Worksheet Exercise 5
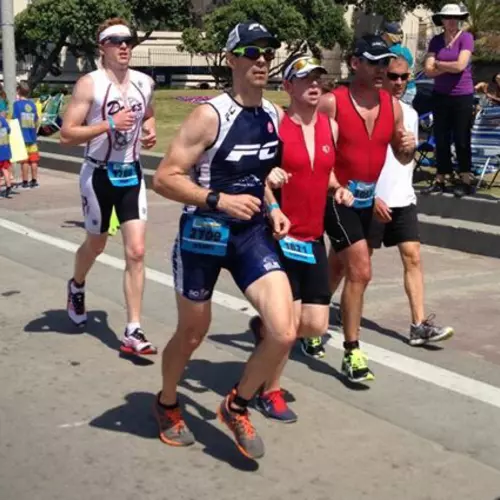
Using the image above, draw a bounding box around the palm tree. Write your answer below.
[462,0,500,37]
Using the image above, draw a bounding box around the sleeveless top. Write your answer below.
[185,92,280,225]
[84,69,154,163]
[332,86,394,186]
[278,112,335,241]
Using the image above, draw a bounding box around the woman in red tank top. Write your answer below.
[250,56,353,423]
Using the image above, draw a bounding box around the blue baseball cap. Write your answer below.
[225,21,280,52]
[383,21,403,35]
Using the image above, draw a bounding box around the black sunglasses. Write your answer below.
[387,72,410,81]
[232,46,275,61]
[441,15,461,20]
[360,57,391,67]
[104,35,134,46]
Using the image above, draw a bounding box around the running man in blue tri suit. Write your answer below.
[152,21,296,460]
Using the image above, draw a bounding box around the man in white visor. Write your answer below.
[60,18,158,356]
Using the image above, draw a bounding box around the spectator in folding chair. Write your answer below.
[13,82,40,188]
[37,93,63,137]
[475,73,500,107]
[471,105,500,189]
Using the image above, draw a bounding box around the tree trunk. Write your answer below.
[27,38,66,91]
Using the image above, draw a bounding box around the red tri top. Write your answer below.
[332,85,394,186]
[279,112,335,241]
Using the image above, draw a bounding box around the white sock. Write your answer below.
[70,280,84,294]
[126,322,141,336]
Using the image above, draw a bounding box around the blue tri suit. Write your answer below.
[172,93,284,302]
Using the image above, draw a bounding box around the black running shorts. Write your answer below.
[324,196,373,253]
[278,237,331,305]
[368,204,420,249]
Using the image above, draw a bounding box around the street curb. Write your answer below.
[38,142,500,260]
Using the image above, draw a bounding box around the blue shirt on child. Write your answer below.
[13,99,38,145]
[0,116,12,161]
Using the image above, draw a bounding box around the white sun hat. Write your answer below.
[432,3,469,26]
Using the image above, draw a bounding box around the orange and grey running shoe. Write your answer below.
[153,393,195,447]
[217,391,265,460]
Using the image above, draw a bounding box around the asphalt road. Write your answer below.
[1,168,500,500]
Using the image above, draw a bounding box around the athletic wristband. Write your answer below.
[267,203,280,212]
[107,116,116,130]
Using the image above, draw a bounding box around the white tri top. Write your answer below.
[84,69,154,163]
[375,100,419,208]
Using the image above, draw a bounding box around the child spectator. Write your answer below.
[0,115,13,198]
[0,84,8,118]
[13,82,40,188]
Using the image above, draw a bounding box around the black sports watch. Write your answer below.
[206,190,220,210]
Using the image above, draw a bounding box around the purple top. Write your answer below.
[428,31,474,96]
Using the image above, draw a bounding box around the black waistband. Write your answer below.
[85,157,140,169]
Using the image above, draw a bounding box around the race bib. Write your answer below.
[279,236,316,264]
[348,180,375,209]
[107,162,139,188]
[181,216,229,257]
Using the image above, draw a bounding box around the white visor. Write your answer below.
[283,57,327,81]
[99,25,132,43]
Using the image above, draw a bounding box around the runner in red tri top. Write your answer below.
[318,35,416,383]
[248,55,353,422]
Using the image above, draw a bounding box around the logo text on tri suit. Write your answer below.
[225,141,279,162]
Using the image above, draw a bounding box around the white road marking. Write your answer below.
[2,217,500,410]
[58,420,90,429]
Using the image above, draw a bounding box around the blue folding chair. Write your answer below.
[471,105,500,189]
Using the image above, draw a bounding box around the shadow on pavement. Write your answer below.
[24,309,154,366]
[89,391,259,472]
[329,302,443,351]
[208,330,370,392]
[61,220,85,229]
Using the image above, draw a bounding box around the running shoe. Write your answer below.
[67,279,87,327]
[255,389,297,423]
[4,186,12,198]
[30,179,39,188]
[153,393,195,447]
[341,348,375,383]
[120,328,158,355]
[217,390,265,460]
[409,315,454,346]
[300,337,325,358]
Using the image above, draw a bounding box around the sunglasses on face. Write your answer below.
[104,35,134,46]
[232,46,275,61]
[387,72,410,81]
[441,15,461,20]
[360,57,391,67]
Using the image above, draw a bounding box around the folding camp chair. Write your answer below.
[470,105,500,189]
[413,112,436,185]
[37,93,64,136]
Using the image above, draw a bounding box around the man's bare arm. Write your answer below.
[319,93,337,119]
[391,99,416,165]
[60,75,109,146]
[152,104,218,207]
